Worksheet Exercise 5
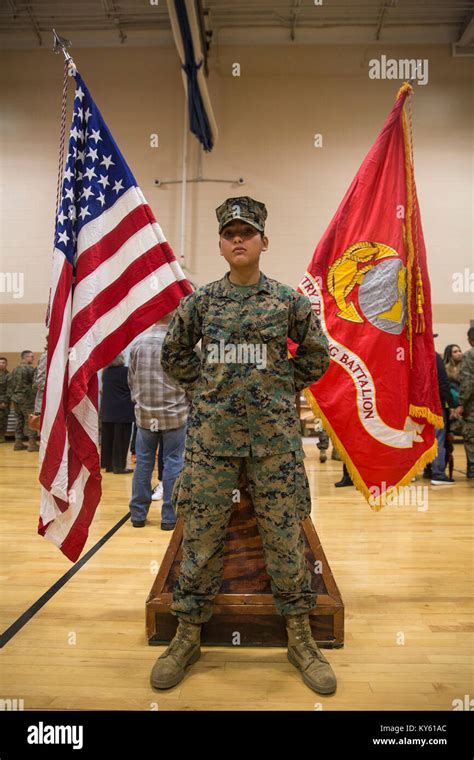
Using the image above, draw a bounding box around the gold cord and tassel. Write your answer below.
[415,264,425,333]
[399,83,426,364]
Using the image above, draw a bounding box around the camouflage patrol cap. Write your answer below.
[216,196,267,234]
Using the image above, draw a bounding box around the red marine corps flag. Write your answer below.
[292,83,443,508]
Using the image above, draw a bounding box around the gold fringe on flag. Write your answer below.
[409,403,444,429]
[302,387,439,509]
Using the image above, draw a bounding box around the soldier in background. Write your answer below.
[33,339,48,416]
[315,423,341,463]
[28,338,49,432]
[453,326,474,478]
[9,350,38,451]
[0,357,11,443]
[151,196,336,696]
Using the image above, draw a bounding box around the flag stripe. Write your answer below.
[71,254,185,349]
[76,186,149,257]
[68,269,188,390]
[39,72,193,561]
[74,202,164,287]
[42,254,72,376]
[67,279,189,412]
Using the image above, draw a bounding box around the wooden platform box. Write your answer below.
[146,484,344,649]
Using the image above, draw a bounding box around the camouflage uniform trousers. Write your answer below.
[13,401,38,441]
[317,429,329,452]
[462,420,474,469]
[170,443,317,625]
[0,406,9,438]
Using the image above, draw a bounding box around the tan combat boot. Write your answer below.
[150,620,201,690]
[286,613,337,694]
[27,440,39,452]
[14,440,27,450]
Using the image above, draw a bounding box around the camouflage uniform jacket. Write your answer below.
[9,362,35,405]
[161,270,329,456]
[459,347,474,421]
[0,370,10,404]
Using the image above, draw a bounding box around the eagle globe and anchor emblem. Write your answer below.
[327,241,407,334]
[310,239,425,454]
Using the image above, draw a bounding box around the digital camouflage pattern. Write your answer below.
[9,362,35,405]
[0,369,10,439]
[162,268,330,622]
[215,195,267,234]
[317,428,329,451]
[459,347,474,469]
[9,362,37,441]
[161,270,330,457]
[0,369,10,404]
[33,351,48,414]
[170,442,316,624]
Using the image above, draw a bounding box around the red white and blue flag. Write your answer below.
[38,71,192,561]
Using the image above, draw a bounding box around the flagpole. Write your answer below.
[51,30,78,219]
[46,30,77,328]
[179,89,188,270]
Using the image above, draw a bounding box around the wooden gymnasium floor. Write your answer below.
[1,439,472,712]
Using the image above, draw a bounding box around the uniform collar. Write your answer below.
[218,271,272,301]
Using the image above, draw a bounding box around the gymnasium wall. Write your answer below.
[1,42,472,367]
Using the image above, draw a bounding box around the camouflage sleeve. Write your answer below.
[33,353,47,393]
[161,294,203,391]
[26,364,35,386]
[6,373,11,404]
[288,292,330,392]
[8,368,17,397]
[459,350,474,408]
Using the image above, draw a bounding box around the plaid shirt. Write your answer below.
[128,325,190,430]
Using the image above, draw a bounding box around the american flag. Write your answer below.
[38,71,192,561]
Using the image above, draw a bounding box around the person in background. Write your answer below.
[316,425,340,464]
[444,344,463,404]
[452,327,474,479]
[444,344,463,437]
[29,337,48,432]
[430,350,457,485]
[9,350,38,452]
[151,441,164,501]
[0,357,10,443]
[335,463,353,488]
[127,314,191,530]
[100,354,134,474]
[130,422,137,464]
